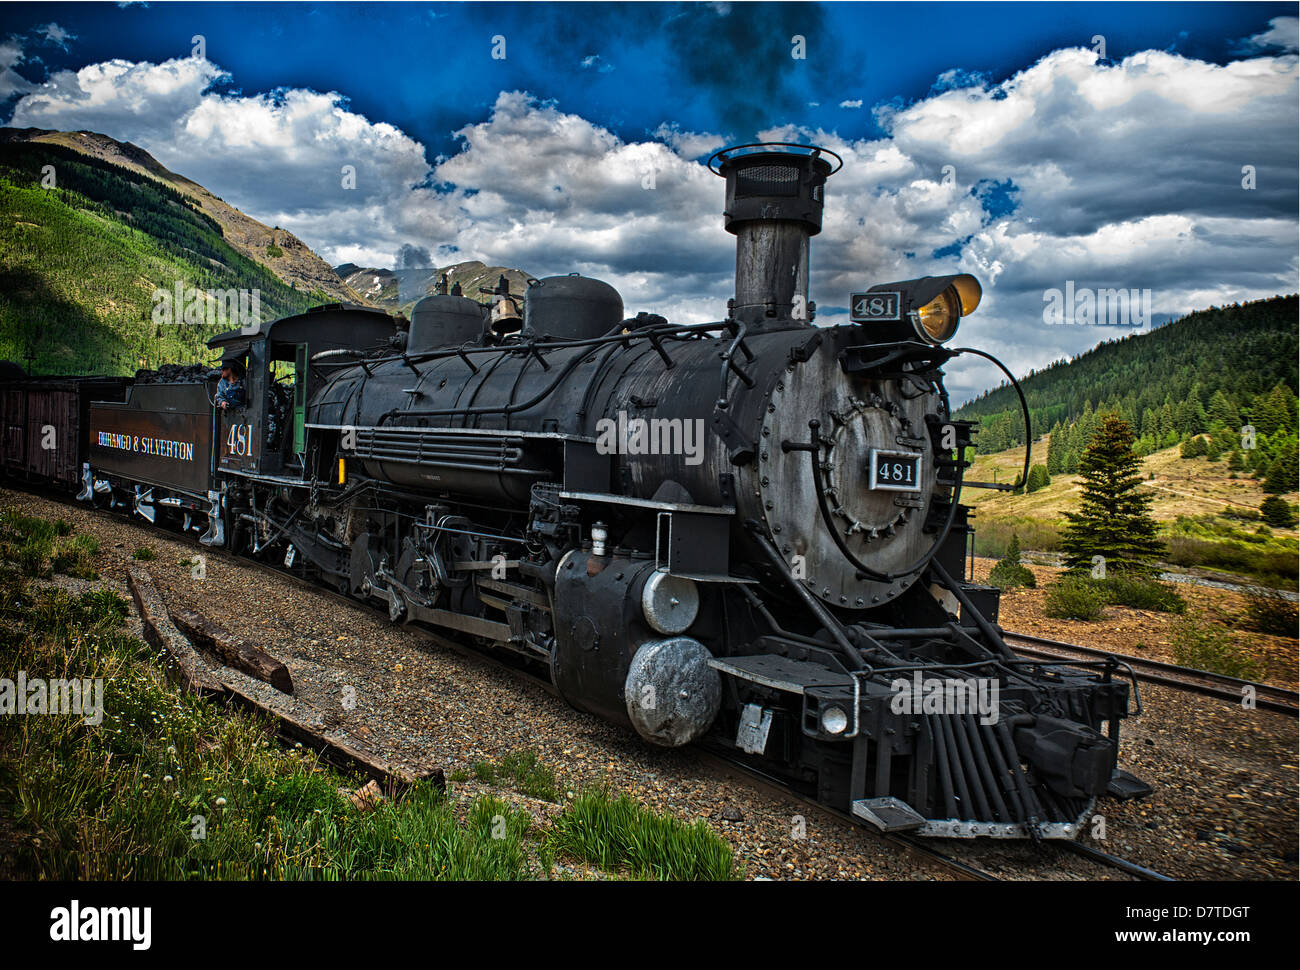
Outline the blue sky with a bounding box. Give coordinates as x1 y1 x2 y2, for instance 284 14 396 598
4 2 1293 153
1 2 1297 401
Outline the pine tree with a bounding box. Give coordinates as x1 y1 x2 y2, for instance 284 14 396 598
1264 450 1299 494
1062 415 1165 574
1140 407 1157 440
989 533 1036 588
1254 384 1296 437
1260 496 1297 528
1047 422 1064 475
1206 390 1238 431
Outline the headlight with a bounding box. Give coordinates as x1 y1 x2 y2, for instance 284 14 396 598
820 705 849 735
851 273 982 346
913 288 961 343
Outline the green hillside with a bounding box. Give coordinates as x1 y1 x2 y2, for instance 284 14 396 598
954 297 1299 584
0 142 329 376
957 296 1298 454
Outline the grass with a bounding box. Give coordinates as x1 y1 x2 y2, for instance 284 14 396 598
1164 533 1297 586
0 554 544 879
469 748 559 802
1043 575 1107 621
0 509 93 579
0 509 739 881
1170 615 1264 681
971 517 1062 559
1241 587 1299 638
969 510 1297 590
548 789 738 881
131 545 156 562
1042 573 1188 621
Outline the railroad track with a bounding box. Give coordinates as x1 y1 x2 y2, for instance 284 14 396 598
1002 631 1299 716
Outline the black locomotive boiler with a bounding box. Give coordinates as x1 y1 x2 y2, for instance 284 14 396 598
18 143 1149 838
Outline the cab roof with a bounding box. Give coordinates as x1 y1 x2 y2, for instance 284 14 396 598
207 303 400 356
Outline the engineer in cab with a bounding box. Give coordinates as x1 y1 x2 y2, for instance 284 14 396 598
216 354 246 411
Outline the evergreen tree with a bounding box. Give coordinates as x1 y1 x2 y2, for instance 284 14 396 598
1260 496 1297 528
1157 400 1175 443
989 533 1036 588
1255 383 1296 437
1140 407 1157 440
1206 390 1239 431
1046 422 1064 475
1026 464 1052 492
1227 448 1244 471
1061 415 1165 574
1263 450 1299 494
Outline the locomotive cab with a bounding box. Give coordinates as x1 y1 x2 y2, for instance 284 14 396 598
207 304 399 478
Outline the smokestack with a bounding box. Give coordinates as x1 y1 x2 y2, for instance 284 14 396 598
711 144 839 331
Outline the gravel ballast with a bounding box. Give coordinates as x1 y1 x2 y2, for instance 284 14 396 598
4 486 1295 881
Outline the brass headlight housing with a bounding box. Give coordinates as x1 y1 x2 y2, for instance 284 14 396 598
851 274 983 345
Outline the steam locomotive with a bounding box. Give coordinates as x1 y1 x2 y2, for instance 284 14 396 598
3 144 1149 838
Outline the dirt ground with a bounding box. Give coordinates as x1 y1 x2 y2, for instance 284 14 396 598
969 556 1299 690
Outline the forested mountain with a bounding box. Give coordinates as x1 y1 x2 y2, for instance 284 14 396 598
956 296 1298 481
0 140 343 375
0 128 363 305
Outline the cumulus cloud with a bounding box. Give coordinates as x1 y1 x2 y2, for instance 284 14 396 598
651 122 726 159
839 99 863 108
5 44 1296 402
35 23 75 50
0 37 36 101
1240 16 1298 53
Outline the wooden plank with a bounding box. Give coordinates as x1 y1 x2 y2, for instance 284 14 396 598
130 567 441 798
169 607 294 694
127 566 226 698
221 680 444 798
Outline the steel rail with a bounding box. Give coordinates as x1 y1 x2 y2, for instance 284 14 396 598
1002 631 1298 716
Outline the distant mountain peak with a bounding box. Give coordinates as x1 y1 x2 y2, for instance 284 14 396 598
338 259 533 316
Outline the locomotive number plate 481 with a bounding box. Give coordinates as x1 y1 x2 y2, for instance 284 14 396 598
850 291 901 322
868 449 922 492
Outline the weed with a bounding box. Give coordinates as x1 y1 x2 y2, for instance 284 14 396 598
1171 615 1264 680
547 789 738 881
